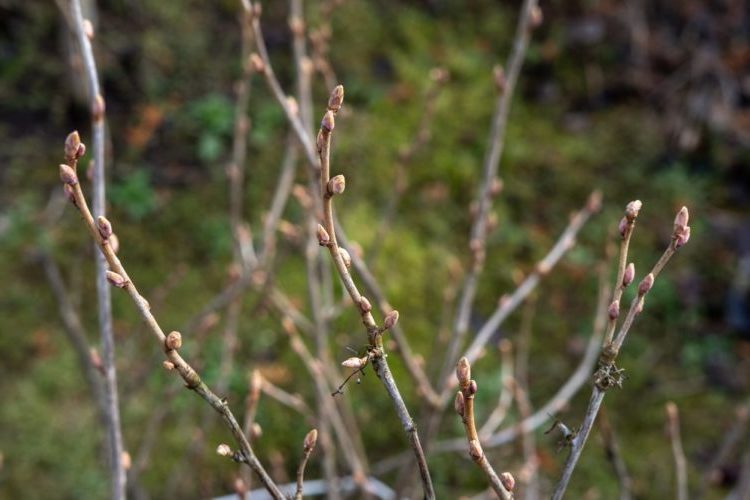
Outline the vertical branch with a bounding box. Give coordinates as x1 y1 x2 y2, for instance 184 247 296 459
58 137 285 500
294 429 318 500
454 357 514 499
551 204 691 499
442 0 541 381
66 2 126 497
666 402 689 500
316 86 435 499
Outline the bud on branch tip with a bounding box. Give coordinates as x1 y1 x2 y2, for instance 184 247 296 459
328 85 344 113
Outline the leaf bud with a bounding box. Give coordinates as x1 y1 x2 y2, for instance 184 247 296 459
358 296 372 314
316 224 330 246
383 310 400 330
106 270 127 288
622 262 635 287
500 472 516 492
216 444 232 457
165 331 183 351
303 429 318 452
59 164 78 186
327 174 346 195
675 226 691 248
339 248 352 268
638 273 655 296
97 216 113 239
454 391 465 417
321 110 335 132
608 300 620 320
456 357 471 387
327 85 344 113
64 131 81 160
625 200 642 222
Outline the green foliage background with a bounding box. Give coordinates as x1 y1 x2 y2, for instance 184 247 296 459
0 0 748 498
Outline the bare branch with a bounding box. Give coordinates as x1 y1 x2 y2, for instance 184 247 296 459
666 402 689 500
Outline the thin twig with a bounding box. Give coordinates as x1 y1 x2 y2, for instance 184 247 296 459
551 204 690 499
441 0 541 384
65 2 126 497
316 86 435 499
294 429 318 500
450 191 602 394
58 136 285 500
666 402 689 500
455 357 514 499
701 401 749 493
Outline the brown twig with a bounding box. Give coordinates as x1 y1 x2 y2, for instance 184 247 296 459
665 402 689 500
64 2 126 497
294 429 318 500
58 134 285 499
316 86 435 499
455 357 514 499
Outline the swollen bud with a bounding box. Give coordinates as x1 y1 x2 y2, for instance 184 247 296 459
327 175 346 196
383 310 400 330
638 273 655 296
625 200 642 222
500 472 516 492
675 226 691 248
216 444 232 457
618 216 629 238
622 263 635 287
316 224 330 246
64 131 81 160
59 164 79 186
165 331 183 351
97 216 113 239
321 110 335 132
608 300 620 321
303 429 318 452
358 296 372 314
327 85 344 113
341 356 367 369
339 248 352 268
456 357 471 386
106 270 127 288
673 207 689 234
467 379 478 396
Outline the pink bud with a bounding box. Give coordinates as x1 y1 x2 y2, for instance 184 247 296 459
359 296 372 314
383 310 400 330
608 300 620 320
327 85 344 113
316 224 330 246
248 53 265 73
673 206 689 233
106 270 127 288
467 379 478 396
303 429 318 451
327 175 346 195
618 216 628 238
625 200 642 221
638 273 655 296
675 226 691 248
64 131 81 160
59 164 78 186
622 263 635 287
321 110 335 132
500 472 516 491
456 357 471 386
97 216 113 239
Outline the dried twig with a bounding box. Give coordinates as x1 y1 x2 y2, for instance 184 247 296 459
454 357 514 499
665 402 689 500
64 2 126 497
58 134 284 499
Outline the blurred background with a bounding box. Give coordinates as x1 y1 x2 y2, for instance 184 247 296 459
1 0 749 498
